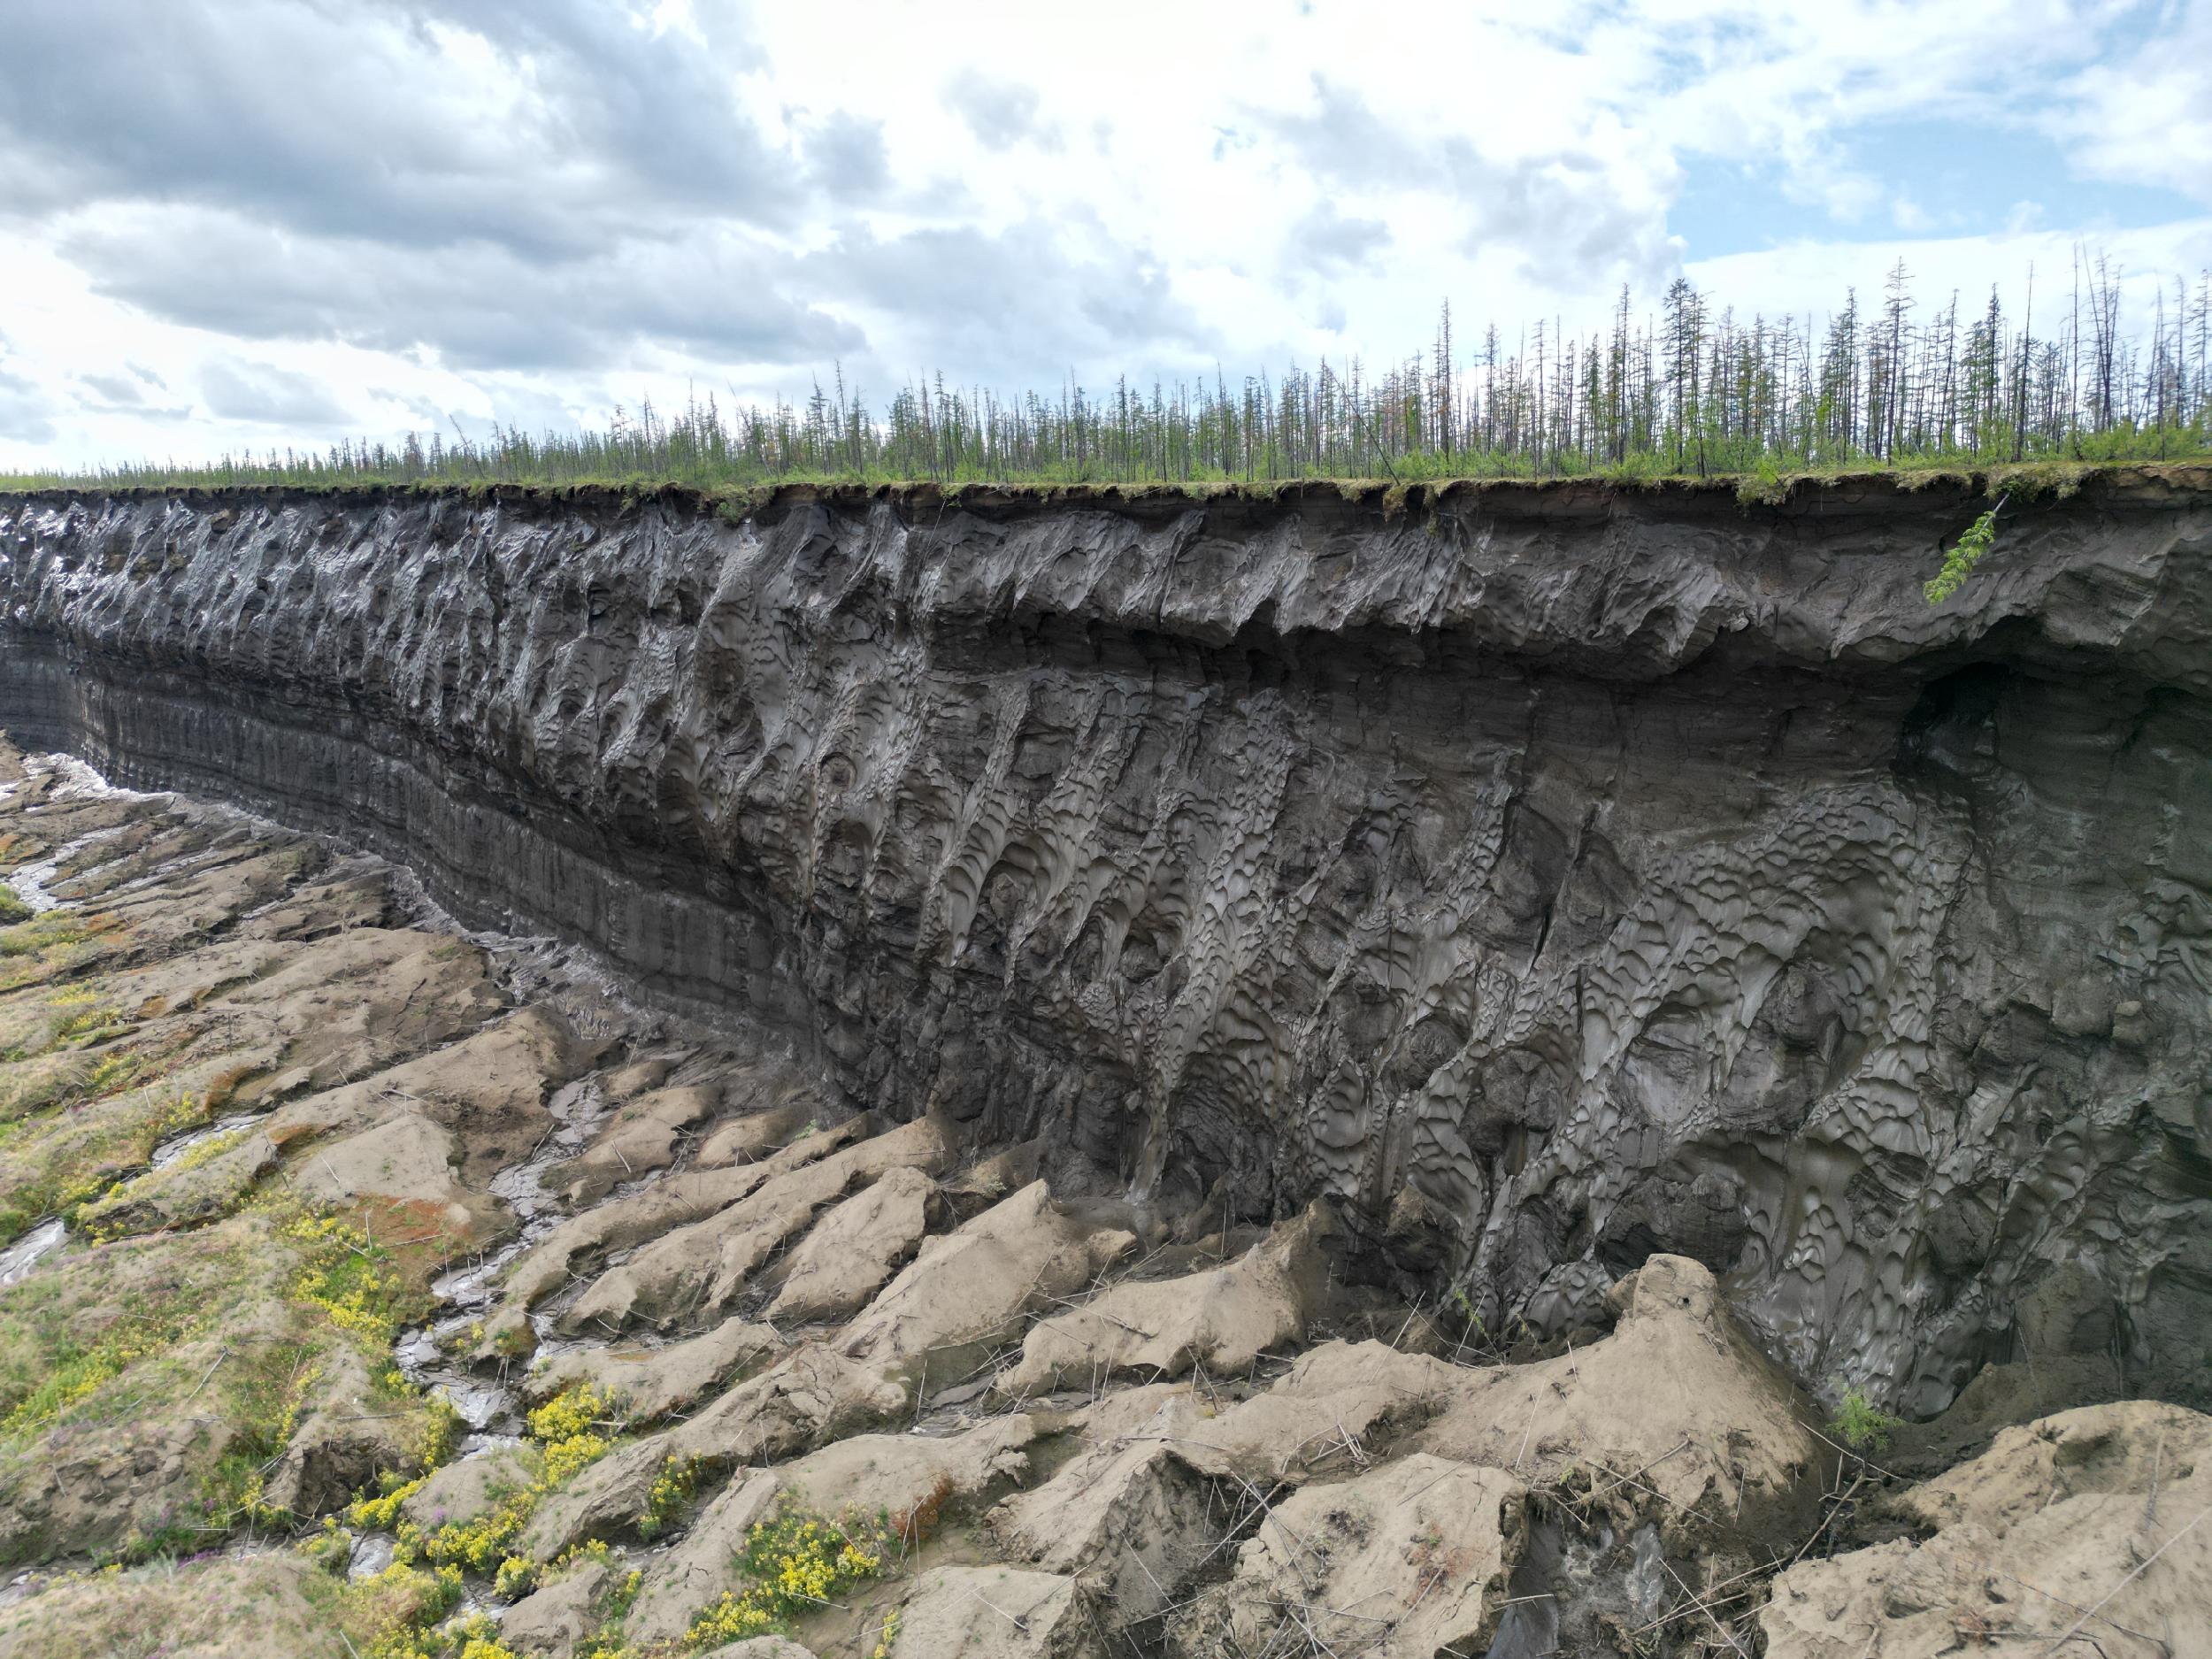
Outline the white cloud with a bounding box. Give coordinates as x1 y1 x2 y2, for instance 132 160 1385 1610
0 0 2205 470
2047 1 2212 204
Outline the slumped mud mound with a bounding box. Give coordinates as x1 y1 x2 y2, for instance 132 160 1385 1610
5 472 2211 1420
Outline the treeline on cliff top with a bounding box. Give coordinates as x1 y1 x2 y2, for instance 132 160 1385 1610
7 250 2211 494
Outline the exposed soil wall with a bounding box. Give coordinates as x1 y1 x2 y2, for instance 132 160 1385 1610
5 468 2209 1416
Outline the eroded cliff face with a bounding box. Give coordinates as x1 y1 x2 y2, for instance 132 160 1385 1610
4 472 2208 1417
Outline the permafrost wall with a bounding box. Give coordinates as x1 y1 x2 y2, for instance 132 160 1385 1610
4 472 2208 1417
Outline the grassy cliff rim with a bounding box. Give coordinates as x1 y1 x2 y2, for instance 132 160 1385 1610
4 459 2210 524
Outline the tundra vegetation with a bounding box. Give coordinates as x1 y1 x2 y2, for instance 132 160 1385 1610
4 253 2209 495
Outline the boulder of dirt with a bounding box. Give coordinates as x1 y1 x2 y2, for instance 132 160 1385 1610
1002 1202 1332 1397
1760 1400 2212 1658
1171 1453 1528 1659
517 1343 908 1561
621 1470 788 1649
525 1316 784 1425
499 1555 618 1659
695 1105 812 1169
603 1056 675 1100
513 1435 677 1564
287 1110 503 1244
765 1165 938 1325
946 1139 1043 1203
400 1443 541 1532
1418 1255 1825 1543
1173 1339 1463 1482
94 1008 573 1238
204 924 503 1094
562 1118 947 1333
783 1415 1034 1517
1887 1349 2125 1479
495 1119 865 1319
991 1389 1217 1624
0 1379 250 1567
695 1640 818 1659
552 1083 721 1208
666 1341 911 1466
263 1006 577 1187
626 1417 1035 1647
263 1344 421 1515
0 1216 313 1565
839 1181 1137 1379
888 1566 1096 1659
73 1126 282 1233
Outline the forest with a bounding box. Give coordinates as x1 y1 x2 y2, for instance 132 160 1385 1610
7 250 2209 493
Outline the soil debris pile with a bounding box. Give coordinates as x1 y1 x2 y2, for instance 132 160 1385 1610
1761 1400 2212 1658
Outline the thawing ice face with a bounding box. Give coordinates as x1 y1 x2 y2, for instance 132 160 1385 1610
0 1219 65 1288
1 753 158 912
150 1112 266 1169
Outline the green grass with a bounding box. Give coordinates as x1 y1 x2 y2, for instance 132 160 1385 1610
1828 1384 1907 1454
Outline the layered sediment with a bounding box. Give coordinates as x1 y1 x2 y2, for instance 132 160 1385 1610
4 469 2210 1419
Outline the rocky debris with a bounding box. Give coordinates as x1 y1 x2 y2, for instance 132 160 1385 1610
1002 1202 1332 1397
624 1415 1035 1647
552 1082 721 1207
288 1110 503 1244
499 1555 619 1659
517 1343 909 1560
525 1315 785 1424
560 1116 947 1333
695 1105 813 1169
839 1180 1137 1379
990 1390 1217 1624
765 1165 938 1325
1761 1400 2212 1658
263 1344 421 1516
888 1565 1094 1659
495 1118 869 1324
399 1444 540 1532
1418 1256 1826 1542
1175 1340 1463 1483
1171 1453 1527 1659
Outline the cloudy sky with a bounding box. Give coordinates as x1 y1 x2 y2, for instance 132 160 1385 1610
2 0 2208 467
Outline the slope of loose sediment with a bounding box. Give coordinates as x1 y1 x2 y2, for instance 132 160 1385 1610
1761 1400 2212 1658
1171 1453 1527 1659
1002 1202 1331 1396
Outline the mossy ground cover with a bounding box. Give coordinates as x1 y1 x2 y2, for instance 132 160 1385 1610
0 1194 446 1562
681 1494 900 1650
0 996 211 1247
0 909 128 995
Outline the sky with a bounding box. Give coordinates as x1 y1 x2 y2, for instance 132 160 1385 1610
2 0 2208 468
